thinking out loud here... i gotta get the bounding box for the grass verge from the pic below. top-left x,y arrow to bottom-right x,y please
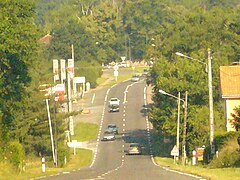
0,123 -> 98,180
154,157 -> 240,180
72,122 -> 99,141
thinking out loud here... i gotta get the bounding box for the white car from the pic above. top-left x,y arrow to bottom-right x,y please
102,131 -> 116,141
131,75 -> 140,82
118,62 -> 129,68
127,143 -> 142,155
109,98 -> 120,106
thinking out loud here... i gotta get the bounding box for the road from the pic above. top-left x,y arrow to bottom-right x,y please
39,69 -> 204,180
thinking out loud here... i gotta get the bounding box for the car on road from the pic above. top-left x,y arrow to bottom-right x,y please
102,131 -> 115,141
131,75 -> 140,82
109,98 -> 120,106
118,62 -> 129,68
142,69 -> 149,76
106,124 -> 118,134
109,104 -> 120,112
127,143 -> 142,155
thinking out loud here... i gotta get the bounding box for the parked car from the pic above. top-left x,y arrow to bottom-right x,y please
106,124 -> 118,134
127,143 -> 142,155
131,75 -> 140,82
102,131 -> 115,141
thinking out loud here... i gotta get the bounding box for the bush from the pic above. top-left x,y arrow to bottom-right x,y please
75,61 -> 102,88
7,141 -> 25,172
57,142 -> 70,168
210,134 -> 240,168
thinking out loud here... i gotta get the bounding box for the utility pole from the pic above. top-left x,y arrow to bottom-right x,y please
67,69 -> 74,135
46,99 -> 56,165
176,92 -> 181,161
71,44 -> 74,61
182,91 -> 188,165
125,34 -> 128,60
53,98 -> 58,167
208,48 -> 215,154
128,35 -> 131,61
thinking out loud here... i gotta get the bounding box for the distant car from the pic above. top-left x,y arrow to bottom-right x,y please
131,75 -> 140,82
127,143 -> 142,155
109,104 -> 119,112
102,131 -> 115,141
142,69 -> 149,76
109,98 -> 120,106
106,124 -> 118,134
118,62 -> 129,68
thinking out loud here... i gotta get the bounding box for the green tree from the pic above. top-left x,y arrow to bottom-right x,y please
231,106 -> 240,131
0,0 -> 38,143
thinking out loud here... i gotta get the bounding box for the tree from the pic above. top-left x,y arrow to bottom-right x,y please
231,106 -> 240,131
0,0 -> 38,143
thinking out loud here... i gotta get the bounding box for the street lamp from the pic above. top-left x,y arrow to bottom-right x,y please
128,34 -> 132,61
176,49 -> 215,155
175,52 -> 208,73
159,90 -> 188,165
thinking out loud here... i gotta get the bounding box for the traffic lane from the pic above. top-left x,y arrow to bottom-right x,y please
123,81 -> 150,155
42,167 -> 100,180
92,138 -> 123,170
104,156 -> 199,180
38,75 -> 131,180
118,82 -> 199,180
106,80 -> 132,104
89,81 -> 130,171
43,83 -> 128,180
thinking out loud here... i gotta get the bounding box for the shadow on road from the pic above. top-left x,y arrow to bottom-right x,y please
122,128 -> 175,157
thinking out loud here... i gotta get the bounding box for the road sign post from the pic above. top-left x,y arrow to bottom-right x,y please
171,145 -> 179,164
121,56 -> 126,62
114,70 -> 119,82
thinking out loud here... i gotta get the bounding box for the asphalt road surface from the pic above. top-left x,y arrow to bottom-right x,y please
38,71 -> 205,180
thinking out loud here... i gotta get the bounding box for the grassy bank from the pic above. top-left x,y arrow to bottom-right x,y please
0,123 -> 98,180
155,157 -> 240,180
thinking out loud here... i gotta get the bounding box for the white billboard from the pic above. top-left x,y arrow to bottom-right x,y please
74,76 -> 86,83
68,59 -> 74,79
53,59 -> 59,82
60,59 -> 66,82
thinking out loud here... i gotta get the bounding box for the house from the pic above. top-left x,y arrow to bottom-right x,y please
220,65 -> 240,131
38,33 -> 52,44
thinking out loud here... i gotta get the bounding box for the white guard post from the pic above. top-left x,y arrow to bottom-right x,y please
192,150 -> 197,165
42,157 -> 46,172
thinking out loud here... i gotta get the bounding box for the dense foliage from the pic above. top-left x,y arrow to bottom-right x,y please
231,106 -> 240,131
0,0 -> 239,168
147,1 -> 240,155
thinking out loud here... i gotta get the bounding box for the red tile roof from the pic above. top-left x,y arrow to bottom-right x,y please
38,34 -> 52,44
220,65 -> 240,98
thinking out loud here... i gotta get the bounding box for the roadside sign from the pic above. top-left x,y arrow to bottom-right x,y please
196,147 -> 205,161
74,76 -> 86,83
171,145 -> 179,156
113,64 -> 119,71
114,70 -> 119,77
67,140 -> 82,148
121,56 -> 126,62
